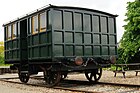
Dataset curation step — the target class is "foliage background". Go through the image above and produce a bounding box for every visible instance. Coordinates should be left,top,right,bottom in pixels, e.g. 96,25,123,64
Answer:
0,41,4,64
118,0,140,64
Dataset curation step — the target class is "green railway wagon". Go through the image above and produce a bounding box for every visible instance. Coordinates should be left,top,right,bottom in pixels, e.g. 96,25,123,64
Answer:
3,5,117,87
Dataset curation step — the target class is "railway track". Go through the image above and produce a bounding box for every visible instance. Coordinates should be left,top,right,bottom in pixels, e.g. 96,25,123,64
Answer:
31,76,140,88
0,75,139,93
0,77,98,93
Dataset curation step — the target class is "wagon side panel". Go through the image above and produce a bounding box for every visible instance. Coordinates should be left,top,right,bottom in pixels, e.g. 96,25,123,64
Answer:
52,8,117,60
27,9,53,62
4,22,21,64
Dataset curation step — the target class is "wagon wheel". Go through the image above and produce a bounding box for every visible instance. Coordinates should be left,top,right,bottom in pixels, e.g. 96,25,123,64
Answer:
18,71,29,83
44,71,61,87
85,68,102,82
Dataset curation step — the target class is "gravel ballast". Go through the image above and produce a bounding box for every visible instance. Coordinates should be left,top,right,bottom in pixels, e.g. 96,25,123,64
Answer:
0,70,139,93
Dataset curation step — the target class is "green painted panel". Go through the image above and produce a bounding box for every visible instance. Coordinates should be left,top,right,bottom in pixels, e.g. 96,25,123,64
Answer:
85,46,92,56
74,13,82,31
40,46,47,57
93,46,100,55
109,35,116,45
5,52,8,59
84,14,91,32
64,32,73,43
75,46,83,56
65,45,73,56
33,35,39,45
9,51,12,59
7,42,9,50
40,33,46,44
101,17,107,33
110,46,116,55
108,18,115,34
54,45,63,56
53,10,62,29
92,16,99,32
9,41,12,49
93,34,100,44
13,50,17,58
33,47,39,57
102,46,109,55
54,32,63,43
13,40,17,49
75,33,83,44
102,35,108,45
64,12,72,30
84,34,91,44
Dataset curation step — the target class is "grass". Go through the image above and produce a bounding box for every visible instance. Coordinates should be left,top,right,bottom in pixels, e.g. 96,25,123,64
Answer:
0,63,11,66
103,65,122,71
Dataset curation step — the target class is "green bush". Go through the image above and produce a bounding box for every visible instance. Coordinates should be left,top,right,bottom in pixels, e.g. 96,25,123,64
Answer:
119,0,140,64
0,41,4,65
0,55,4,64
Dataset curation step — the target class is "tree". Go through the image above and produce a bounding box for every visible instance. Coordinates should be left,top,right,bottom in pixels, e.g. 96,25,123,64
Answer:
0,41,4,64
119,0,140,63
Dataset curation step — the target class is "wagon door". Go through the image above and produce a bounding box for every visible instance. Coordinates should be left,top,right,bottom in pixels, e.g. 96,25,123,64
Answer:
19,19,28,64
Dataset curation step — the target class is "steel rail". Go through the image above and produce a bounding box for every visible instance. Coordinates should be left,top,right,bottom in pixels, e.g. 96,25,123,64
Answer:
0,76,139,93
0,78,101,93
1,77,140,88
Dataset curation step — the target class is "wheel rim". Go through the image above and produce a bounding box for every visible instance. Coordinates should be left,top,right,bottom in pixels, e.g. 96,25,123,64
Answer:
85,68,102,82
44,71,61,87
18,73,29,83
18,65,29,83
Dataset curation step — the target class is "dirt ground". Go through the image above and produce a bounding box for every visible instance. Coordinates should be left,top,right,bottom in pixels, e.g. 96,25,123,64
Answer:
67,70,140,85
